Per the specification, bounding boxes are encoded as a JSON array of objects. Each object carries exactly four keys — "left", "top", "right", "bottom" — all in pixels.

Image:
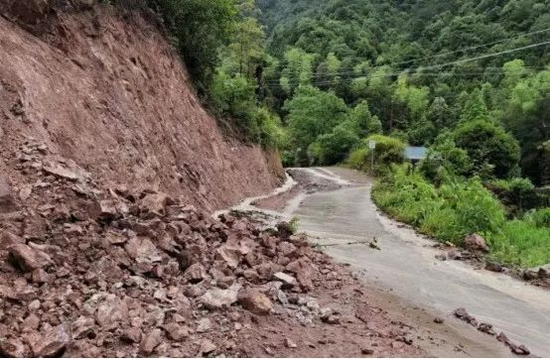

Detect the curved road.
[{"left": 287, "top": 167, "right": 550, "bottom": 357}]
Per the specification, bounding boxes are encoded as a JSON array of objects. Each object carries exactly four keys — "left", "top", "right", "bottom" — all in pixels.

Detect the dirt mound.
[
  {"left": 0, "top": 141, "right": 423, "bottom": 357},
  {"left": 0, "top": 3, "right": 283, "bottom": 213}
]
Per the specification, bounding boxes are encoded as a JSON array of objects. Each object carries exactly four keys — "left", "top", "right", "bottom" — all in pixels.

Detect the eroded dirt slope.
[{"left": 0, "top": 2, "right": 283, "bottom": 212}]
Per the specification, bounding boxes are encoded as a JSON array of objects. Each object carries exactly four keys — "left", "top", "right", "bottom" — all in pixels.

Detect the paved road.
[{"left": 289, "top": 167, "right": 550, "bottom": 357}]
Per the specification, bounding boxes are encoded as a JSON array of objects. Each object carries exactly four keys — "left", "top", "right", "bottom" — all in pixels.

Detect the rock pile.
[
  {"left": 1, "top": 138, "right": 414, "bottom": 357},
  {"left": 453, "top": 308, "right": 530, "bottom": 356}
]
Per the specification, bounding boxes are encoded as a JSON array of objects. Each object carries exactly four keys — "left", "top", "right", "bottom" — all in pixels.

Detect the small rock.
[
  {"left": 185, "top": 263, "right": 207, "bottom": 283},
  {"left": 28, "top": 299, "right": 41, "bottom": 311},
  {"left": 28, "top": 323, "right": 71, "bottom": 357},
  {"left": 32, "top": 268, "right": 51, "bottom": 284},
  {"left": 8, "top": 243, "right": 52, "bottom": 272},
  {"left": 199, "top": 286, "right": 240, "bottom": 310},
  {"left": 361, "top": 347, "right": 374, "bottom": 355},
  {"left": 164, "top": 323, "right": 188, "bottom": 341},
  {"left": 238, "top": 288, "right": 273, "bottom": 315},
  {"left": 464, "top": 234, "right": 489, "bottom": 252},
  {"left": 23, "top": 314, "right": 41, "bottom": 331},
  {"left": 485, "top": 262, "right": 504, "bottom": 273},
  {"left": 0, "top": 338, "right": 28, "bottom": 357},
  {"left": 478, "top": 322, "right": 496, "bottom": 336},
  {"left": 42, "top": 164, "right": 80, "bottom": 181},
  {"left": 121, "top": 327, "right": 142, "bottom": 344},
  {"left": 0, "top": 175, "right": 17, "bottom": 213},
  {"left": 433, "top": 317, "right": 444, "bottom": 324},
  {"left": 523, "top": 269, "right": 539, "bottom": 280},
  {"left": 139, "top": 328, "right": 163, "bottom": 355},
  {"left": 284, "top": 338, "right": 297, "bottom": 348},
  {"left": 71, "top": 317, "right": 95, "bottom": 340},
  {"left": 196, "top": 318, "right": 212, "bottom": 333},
  {"left": 199, "top": 339, "right": 217, "bottom": 356},
  {"left": 512, "top": 344, "right": 530, "bottom": 355},
  {"left": 496, "top": 332, "right": 510, "bottom": 344},
  {"left": 273, "top": 272, "right": 297, "bottom": 286}
]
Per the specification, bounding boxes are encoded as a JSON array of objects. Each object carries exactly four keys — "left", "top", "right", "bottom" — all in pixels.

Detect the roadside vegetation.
[{"left": 104, "top": 0, "right": 550, "bottom": 268}]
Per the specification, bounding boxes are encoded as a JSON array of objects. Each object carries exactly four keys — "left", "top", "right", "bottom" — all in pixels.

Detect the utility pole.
[{"left": 368, "top": 140, "right": 376, "bottom": 177}]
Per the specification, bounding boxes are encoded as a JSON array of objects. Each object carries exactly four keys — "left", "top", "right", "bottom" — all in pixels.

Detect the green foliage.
[
  {"left": 348, "top": 135, "right": 405, "bottom": 174},
  {"left": 147, "top": 0, "right": 238, "bottom": 89},
  {"left": 426, "top": 97, "right": 455, "bottom": 130},
  {"left": 284, "top": 85, "right": 348, "bottom": 151},
  {"left": 373, "top": 166, "right": 550, "bottom": 267},
  {"left": 452, "top": 120, "right": 521, "bottom": 179},
  {"left": 315, "top": 124, "right": 360, "bottom": 165},
  {"left": 347, "top": 100, "right": 382, "bottom": 138},
  {"left": 486, "top": 177, "right": 537, "bottom": 212},
  {"left": 419, "top": 139, "right": 472, "bottom": 184},
  {"left": 530, "top": 208, "right": 550, "bottom": 228}
]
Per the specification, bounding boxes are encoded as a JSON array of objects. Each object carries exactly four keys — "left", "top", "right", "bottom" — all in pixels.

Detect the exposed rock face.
[{"left": 0, "top": 4, "right": 283, "bottom": 214}]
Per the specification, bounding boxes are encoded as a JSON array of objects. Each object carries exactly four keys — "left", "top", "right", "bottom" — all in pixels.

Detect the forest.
[{"left": 112, "top": 0, "right": 550, "bottom": 267}]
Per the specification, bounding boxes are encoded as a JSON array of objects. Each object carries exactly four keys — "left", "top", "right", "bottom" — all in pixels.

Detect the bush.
[
  {"left": 254, "top": 107, "right": 288, "bottom": 149},
  {"left": 419, "top": 139, "right": 472, "bottom": 185},
  {"left": 373, "top": 166, "right": 550, "bottom": 267},
  {"left": 489, "top": 220, "right": 550, "bottom": 267},
  {"left": 315, "top": 125, "right": 360, "bottom": 165},
  {"left": 348, "top": 135, "right": 405, "bottom": 174},
  {"left": 530, "top": 208, "right": 550, "bottom": 228},
  {"left": 486, "top": 177, "right": 537, "bottom": 213},
  {"left": 452, "top": 120, "right": 520, "bottom": 179},
  {"left": 373, "top": 166, "right": 506, "bottom": 244}
]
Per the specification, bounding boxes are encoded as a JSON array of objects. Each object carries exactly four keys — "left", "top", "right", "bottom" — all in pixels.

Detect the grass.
[{"left": 372, "top": 165, "right": 550, "bottom": 268}]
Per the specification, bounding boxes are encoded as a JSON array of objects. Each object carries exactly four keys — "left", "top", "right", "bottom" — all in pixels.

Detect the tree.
[
  {"left": 427, "top": 97, "right": 455, "bottom": 129},
  {"left": 150, "top": 0, "right": 238, "bottom": 90},
  {"left": 453, "top": 120, "right": 521, "bottom": 179},
  {"left": 280, "top": 48, "right": 316, "bottom": 95},
  {"left": 347, "top": 100, "right": 382, "bottom": 138},
  {"left": 460, "top": 89, "right": 490, "bottom": 123},
  {"left": 283, "top": 86, "right": 348, "bottom": 151},
  {"left": 315, "top": 124, "right": 360, "bottom": 164}
]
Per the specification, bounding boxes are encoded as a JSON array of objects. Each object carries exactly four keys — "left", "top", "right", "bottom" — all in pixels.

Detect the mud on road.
[{"left": 233, "top": 166, "right": 550, "bottom": 358}]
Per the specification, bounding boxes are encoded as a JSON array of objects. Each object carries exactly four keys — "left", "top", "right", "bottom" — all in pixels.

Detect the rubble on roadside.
[
  {"left": 0, "top": 138, "right": 423, "bottom": 357},
  {"left": 453, "top": 308, "right": 530, "bottom": 356}
]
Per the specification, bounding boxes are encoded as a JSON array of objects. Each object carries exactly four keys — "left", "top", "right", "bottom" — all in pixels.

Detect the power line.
[
  {"left": 261, "top": 28, "right": 550, "bottom": 82},
  {"left": 381, "top": 27, "right": 550, "bottom": 68},
  {"left": 259, "top": 40, "right": 550, "bottom": 88}
]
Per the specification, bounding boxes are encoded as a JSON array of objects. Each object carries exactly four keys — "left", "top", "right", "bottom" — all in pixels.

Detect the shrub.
[
  {"left": 452, "top": 120, "right": 520, "bottom": 179},
  {"left": 486, "top": 177, "right": 537, "bottom": 213},
  {"left": 349, "top": 135, "right": 405, "bottom": 174},
  {"left": 254, "top": 107, "right": 288, "bottom": 149},
  {"left": 419, "top": 139, "right": 472, "bottom": 184},
  {"left": 374, "top": 166, "right": 550, "bottom": 267},
  {"left": 315, "top": 125, "right": 360, "bottom": 165},
  {"left": 489, "top": 220, "right": 550, "bottom": 267},
  {"left": 530, "top": 208, "right": 550, "bottom": 228},
  {"left": 373, "top": 166, "right": 506, "bottom": 245}
]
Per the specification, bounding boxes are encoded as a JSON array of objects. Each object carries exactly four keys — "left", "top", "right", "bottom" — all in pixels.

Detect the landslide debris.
[{"left": 0, "top": 139, "right": 423, "bottom": 357}]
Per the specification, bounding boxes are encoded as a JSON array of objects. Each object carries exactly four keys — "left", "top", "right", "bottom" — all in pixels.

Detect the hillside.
[{"left": 0, "top": 1, "right": 283, "bottom": 213}]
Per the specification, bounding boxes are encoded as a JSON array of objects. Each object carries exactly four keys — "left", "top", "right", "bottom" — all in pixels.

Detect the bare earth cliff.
[{"left": 0, "top": 1, "right": 283, "bottom": 212}]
